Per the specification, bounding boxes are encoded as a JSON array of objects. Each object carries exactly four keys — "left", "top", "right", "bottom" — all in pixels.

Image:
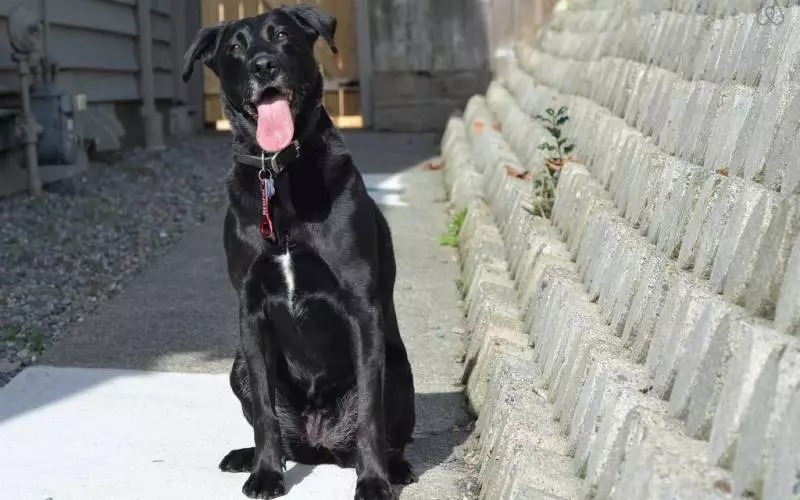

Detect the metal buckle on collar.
[
  {"left": 259, "top": 140, "right": 301, "bottom": 176},
  {"left": 260, "top": 151, "right": 275, "bottom": 178}
]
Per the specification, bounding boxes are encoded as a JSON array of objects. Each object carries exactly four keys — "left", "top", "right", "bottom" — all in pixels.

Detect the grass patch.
[{"left": 439, "top": 208, "right": 467, "bottom": 247}]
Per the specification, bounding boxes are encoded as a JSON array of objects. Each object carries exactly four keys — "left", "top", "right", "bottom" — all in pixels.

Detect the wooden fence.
[{"left": 202, "top": 0, "right": 360, "bottom": 127}]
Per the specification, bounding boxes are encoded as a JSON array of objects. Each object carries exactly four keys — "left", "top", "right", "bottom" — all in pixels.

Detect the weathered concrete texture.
[{"left": 440, "top": 0, "right": 800, "bottom": 498}]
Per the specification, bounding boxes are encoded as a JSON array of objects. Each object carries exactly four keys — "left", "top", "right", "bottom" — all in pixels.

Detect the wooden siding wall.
[
  {"left": 485, "top": 0, "right": 555, "bottom": 57},
  {"left": 366, "top": 0, "right": 492, "bottom": 132},
  {"left": 0, "top": 0, "right": 184, "bottom": 103}
]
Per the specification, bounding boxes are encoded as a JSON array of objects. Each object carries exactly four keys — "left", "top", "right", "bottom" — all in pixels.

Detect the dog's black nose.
[{"left": 251, "top": 56, "right": 278, "bottom": 80}]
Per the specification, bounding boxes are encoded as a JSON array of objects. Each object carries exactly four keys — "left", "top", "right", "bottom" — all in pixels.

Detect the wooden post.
[
  {"left": 18, "top": 57, "right": 42, "bottom": 197},
  {"left": 355, "top": 0, "right": 372, "bottom": 128},
  {"left": 172, "top": 0, "right": 188, "bottom": 104},
  {"left": 136, "top": 0, "right": 164, "bottom": 149}
]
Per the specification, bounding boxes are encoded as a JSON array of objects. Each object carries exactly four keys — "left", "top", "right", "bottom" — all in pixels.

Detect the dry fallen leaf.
[
  {"left": 424, "top": 160, "right": 444, "bottom": 171},
  {"left": 504, "top": 164, "right": 532, "bottom": 181}
]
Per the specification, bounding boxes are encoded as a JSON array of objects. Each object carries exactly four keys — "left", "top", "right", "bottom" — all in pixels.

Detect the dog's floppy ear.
[
  {"left": 182, "top": 23, "right": 228, "bottom": 82},
  {"left": 285, "top": 4, "right": 338, "bottom": 54}
]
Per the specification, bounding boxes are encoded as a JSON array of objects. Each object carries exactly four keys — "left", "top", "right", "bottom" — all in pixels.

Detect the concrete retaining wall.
[{"left": 443, "top": 1, "right": 800, "bottom": 498}]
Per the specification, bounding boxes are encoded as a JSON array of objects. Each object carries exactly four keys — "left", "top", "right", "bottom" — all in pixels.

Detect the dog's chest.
[{"left": 274, "top": 250, "right": 296, "bottom": 309}]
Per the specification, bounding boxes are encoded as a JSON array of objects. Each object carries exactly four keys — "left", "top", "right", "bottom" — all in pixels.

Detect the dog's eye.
[
  {"left": 275, "top": 31, "right": 288, "bottom": 40},
  {"left": 229, "top": 43, "right": 243, "bottom": 55}
]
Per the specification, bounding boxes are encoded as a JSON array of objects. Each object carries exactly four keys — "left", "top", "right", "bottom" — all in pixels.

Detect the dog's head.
[{"left": 183, "top": 5, "right": 337, "bottom": 152}]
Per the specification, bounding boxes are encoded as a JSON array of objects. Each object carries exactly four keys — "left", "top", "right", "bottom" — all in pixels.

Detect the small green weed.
[
  {"left": 455, "top": 278, "right": 465, "bottom": 296},
  {"left": 1, "top": 328, "right": 20, "bottom": 342},
  {"left": 27, "top": 329, "right": 45, "bottom": 355},
  {"left": 439, "top": 208, "right": 468, "bottom": 247},
  {"left": 530, "top": 106, "right": 575, "bottom": 218}
]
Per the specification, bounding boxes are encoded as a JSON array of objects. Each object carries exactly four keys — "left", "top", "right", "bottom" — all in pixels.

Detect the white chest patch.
[{"left": 275, "top": 251, "right": 295, "bottom": 309}]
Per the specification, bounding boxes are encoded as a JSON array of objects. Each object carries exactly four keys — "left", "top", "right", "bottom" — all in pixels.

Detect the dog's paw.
[
  {"left": 354, "top": 476, "right": 395, "bottom": 500},
  {"left": 219, "top": 447, "right": 255, "bottom": 473},
  {"left": 387, "top": 457, "right": 417, "bottom": 485},
  {"left": 242, "top": 469, "right": 286, "bottom": 499}
]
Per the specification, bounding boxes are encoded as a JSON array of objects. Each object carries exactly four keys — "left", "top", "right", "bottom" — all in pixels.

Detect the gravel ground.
[{"left": 0, "top": 133, "right": 231, "bottom": 386}]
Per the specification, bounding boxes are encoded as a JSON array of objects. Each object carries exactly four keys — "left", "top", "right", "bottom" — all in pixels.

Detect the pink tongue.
[{"left": 256, "top": 98, "right": 294, "bottom": 152}]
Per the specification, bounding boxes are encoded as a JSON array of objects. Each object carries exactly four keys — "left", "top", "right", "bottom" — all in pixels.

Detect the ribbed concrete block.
[
  {"left": 761, "top": 7, "right": 800, "bottom": 89},
  {"left": 464, "top": 320, "right": 528, "bottom": 413},
  {"left": 575, "top": 211, "right": 609, "bottom": 283},
  {"left": 594, "top": 406, "right": 728, "bottom": 500},
  {"left": 708, "top": 14, "right": 745, "bottom": 81},
  {"left": 704, "top": 85, "right": 755, "bottom": 173},
  {"left": 450, "top": 170, "right": 483, "bottom": 212},
  {"left": 646, "top": 72, "right": 679, "bottom": 140},
  {"left": 708, "top": 326, "right": 793, "bottom": 470},
  {"left": 555, "top": 330, "right": 622, "bottom": 436},
  {"left": 692, "top": 177, "right": 745, "bottom": 280},
  {"left": 740, "top": 11, "right": 774, "bottom": 86},
  {"left": 530, "top": 279, "right": 573, "bottom": 363},
  {"left": 476, "top": 356, "right": 579, "bottom": 500},
  {"left": 651, "top": 288, "right": 721, "bottom": 401},
  {"left": 571, "top": 354, "right": 651, "bottom": 478},
  {"left": 584, "top": 219, "right": 630, "bottom": 302},
  {"left": 722, "top": 193, "right": 776, "bottom": 301},
  {"left": 459, "top": 201, "right": 492, "bottom": 250},
  {"left": 742, "top": 84, "right": 800, "bottom": 184},
  {"left": 507, "top": 216, "right": 545, "bottom": 281},
  {"left": 677, "top": 16, "right": 708, "bottom": 78},
  {"left": 760, "top": 349, "right": 800, "bottom": 500},
  {"left": 775, "top": 234, "right": 800, "bottom": 336},
  {"left": 608, "top": 241, "right": 653, "bottom": 337},
  {"left": 716, "top": 14, "right": 754, "bottom": 82},
  {"left": 676, "top": 173, "right": 725, "bottom": 271},
  {"left": 624, "top": 66, "right": 657, "bottom": 127},
  {"left": 763, "top": 95, "right": 800, "bottom": 193},
  {"left": 548, "top": 301, "right": 603, "bottom": 404},
  {"left": 676, "top": 81, "right": 716, "bottom": 164},
  {"left": 518, "top": 247, "right": 573, "bottom": 328},
  {"left": 708, "top": 183, "right": 770, "bottom": 294},
  {"left": 642, "top": 71, "right": 678, "bottom": 139},
  {"left": 732, "top": 345, "right": 794, "bottom": 497},
  {"left": 657, "top": 78, "right": 692, "bottom": 155},
  {"left": 746, "top": 194, "right": 800, "bottom": 318},
  {"left": 652, "top": 161, "right": 709, "bottom": 256},
  {"left": 583, "top": 391, "right": 668, "bottom": 494},
  {"left": 611, "top": 439, "right": 732, "bottom": 500},
  {"left": 640, "top": 272, "right": 693, "bottom": 371},
  {"left": 669, "top": 302, "right": 743, "bottom": 420},
  {"left": 781, "top": 139, "right": 800, "bottom": 196},
  {"left": 567, "top": 184, "right": 614, "bottom": 262},
  {"left": 465, "top": 266, "right": 517, "bottom": 330},
  {"left": 461, "top": 228, "right": 506, "bottom": 296},
  {"left": 623, "top": 147, "right": 666, "bottom": 235},
  {"left": 621, "top": 254, "right": 671, "bottom": 351},
  {"left": 597, "top": 234, "right": 638, "bottom": 321},
  {"left": 611, "top": 60, "right": 646, "bottom": 118},
  {"left": 686, "top": 315, "right": 754, "bottom": 440},
  {"left": 551, "top": 163, "right": 590, "bottom": 232},
  {"left": 691, "top": 19, "right": 724, "bottom": 81}
]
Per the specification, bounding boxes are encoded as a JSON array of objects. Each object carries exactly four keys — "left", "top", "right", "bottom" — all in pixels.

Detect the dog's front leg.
[
  {"left": 349, "top": 298, "right": 394, "bottom": 500},
  {"left": 238, "top": 287, "right": 286, "bottom": 499}
]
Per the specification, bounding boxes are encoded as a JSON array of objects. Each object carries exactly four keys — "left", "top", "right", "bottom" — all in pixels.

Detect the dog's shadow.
[{"left": 275, "top": 391, "right": 473, "bottom": 496}]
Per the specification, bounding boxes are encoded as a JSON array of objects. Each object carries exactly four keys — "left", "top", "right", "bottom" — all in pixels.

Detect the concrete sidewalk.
[{"left": 0, "top": 133, "right": 473, "bottom": 499}]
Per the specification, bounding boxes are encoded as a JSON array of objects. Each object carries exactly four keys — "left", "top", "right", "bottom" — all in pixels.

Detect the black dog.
[{"left": 182, "top": 4, "right": 416, "bottom": 500}]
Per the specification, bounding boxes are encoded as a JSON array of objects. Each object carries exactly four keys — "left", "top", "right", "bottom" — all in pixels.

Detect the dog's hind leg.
[{"left": 220, "top": 351, "right": 257, "bottom": 473}]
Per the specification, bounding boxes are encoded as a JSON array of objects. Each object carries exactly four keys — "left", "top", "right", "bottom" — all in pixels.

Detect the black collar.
[{"left": 234, "top": 105, "right": 322, "bottom": 176}]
